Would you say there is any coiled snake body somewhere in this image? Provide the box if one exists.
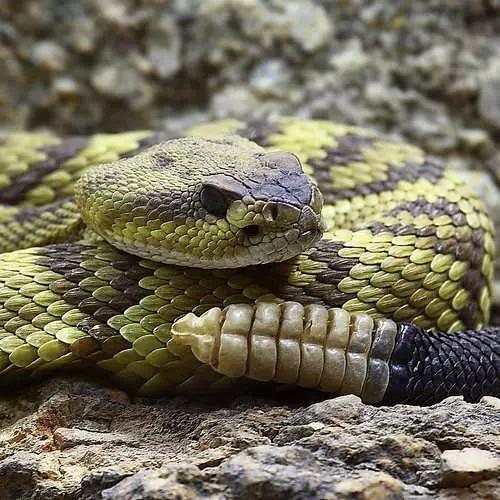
[0,118,498,405]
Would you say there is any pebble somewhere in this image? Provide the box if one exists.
[441,448,500,487]
[30,41,67,72]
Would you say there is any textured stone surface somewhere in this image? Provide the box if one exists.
[0,377,498,498]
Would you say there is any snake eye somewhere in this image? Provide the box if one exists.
[200,185,230,216]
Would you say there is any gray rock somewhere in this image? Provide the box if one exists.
[0,377,498,498]
[250,59,292,98]
[146,15,181,79]
[30,41,68,72]
[441,448,500,487]
[479,58,500,130]
[91,61,144,99]
[101,464,222,499]
[282,1,333,53]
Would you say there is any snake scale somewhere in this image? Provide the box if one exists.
[0,117,498,405]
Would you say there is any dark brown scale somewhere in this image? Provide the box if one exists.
[93,306,121,323]
[314,170,331,184]
[394,225,417,236]
[326,289,357,305]
[311,134,375,169]
[110,274,137,291]
[64,268,93,284]
[39,260,79,274]
[109,294,137,311]
[125,266,151,280]
[470,248,485,269]
[235,119,281,147]
[452,213,467,226]
[471,229,484,246]
[309,241,354,268]
[79,297,106,315]
[63,288,91,305]
[462,270,485,299]
[316,268,349,285]
[124,285,150,301]
[87,324,118,341]
[76,316,101,332]
[319,153,445,201]
[416,226,436,237]
[365,222,392,235]
[110,255,139,271]
[455,242,473,261]
[436,238,457,254]
[461,303,481,329]
[12,199,75,224]
[39,243,88,259]
[0,137,89,205]
[385,196,459,219]
[261,240,359,308]
[269,284,321,305]
[151,154,174,171]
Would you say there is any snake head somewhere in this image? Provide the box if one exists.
[76,135,323,268]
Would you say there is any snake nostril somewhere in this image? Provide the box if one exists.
[262,203,279,222]
[243,225,260,238]
[269,205,279,221]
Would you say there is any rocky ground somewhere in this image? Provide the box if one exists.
[0,376,499,499]
[0,1,499,498]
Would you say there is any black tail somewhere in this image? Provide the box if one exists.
[382,324,500,405]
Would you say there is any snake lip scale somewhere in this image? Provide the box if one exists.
[0,117,498,405]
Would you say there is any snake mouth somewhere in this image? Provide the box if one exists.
[242,225,260,238]
[237,203,323,265]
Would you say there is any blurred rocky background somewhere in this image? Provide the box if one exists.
[0,0,499,498]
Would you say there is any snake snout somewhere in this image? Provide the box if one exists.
[240,201,322,254]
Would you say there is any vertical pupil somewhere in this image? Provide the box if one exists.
[201,186,229,216]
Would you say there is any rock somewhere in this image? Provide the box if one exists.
[210,85,261,119]
[91,61,144,99]
[53,427,136,450]
[330,39,370,74]
[404,108,458,152]
[334,471,404,498]
[0,377,498,497]
[283,1,333,52]
[441,448,500,487]
[292,394,367,424]
[250,59,292,97]
[1,0,500,187]
[458,129,493,153]
[30,41,67,72]
[146,15,181,79]
[479,59,500,130]
[101,464,219,499]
